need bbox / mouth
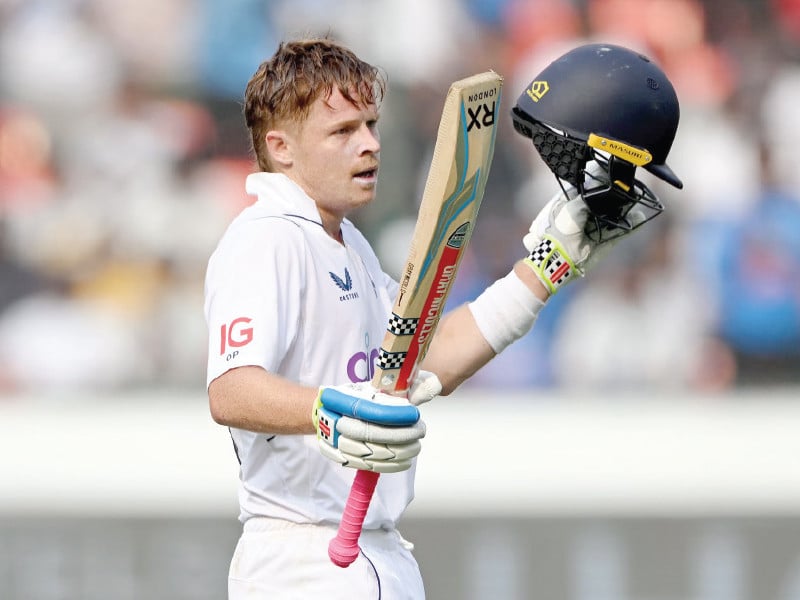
[353,166,378,184]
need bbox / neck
[319,212,344,244]
[329,226,344,244]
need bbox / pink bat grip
[328,469,380,567]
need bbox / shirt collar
[245,172,324,224]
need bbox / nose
[359,124,380,155]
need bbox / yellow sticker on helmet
[587,133,652,166]
[526,81,549,102]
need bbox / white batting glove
[312,383,426,473]
[522,184,644,295]
[408,369,442,406]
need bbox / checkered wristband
[523,235,579,294]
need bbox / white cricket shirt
[204,173,415,529]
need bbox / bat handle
[328,470,380,567]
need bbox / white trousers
[228,517,425,599]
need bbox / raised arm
[421,179,649,398]
[421,261,548,395]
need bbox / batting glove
[408,369,443,406]
[522,184,645,295]
[312,383,426,473]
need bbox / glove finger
[366,458,414,474]
[522,230,540,253]
[321,445,383,471]
[317,440,346,465]
[337,438,381,459]
[338,440,422,462]
[409,370,442,406]
[554,197,589,235]
[320,438,418,472]
[524,194,562,250]
[336,416,426,443]
[524,187,582,252]
[342,455,373,471]
[386,440,422,461]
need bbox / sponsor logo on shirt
[347,347,380,383]
[329,268,359,302]
[220,317,253,360]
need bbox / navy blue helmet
[512,43,682,237]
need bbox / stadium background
[2,0,800,598]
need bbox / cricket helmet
[511,43,682,238]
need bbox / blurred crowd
[1,0,799,395]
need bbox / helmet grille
[521,121,665,243]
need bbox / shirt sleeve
[204,217,306,387]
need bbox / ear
[265,129,293,169]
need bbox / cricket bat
[329,70,504,567]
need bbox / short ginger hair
[244,38,386,172]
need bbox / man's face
[284,87,380,227]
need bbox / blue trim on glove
[319,388,420,426]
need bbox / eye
[333,124,354,135]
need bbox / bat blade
[329,70,504,568]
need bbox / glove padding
[313,383,426,473]
[522,184,644,295]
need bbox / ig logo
[220,317,253,360]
